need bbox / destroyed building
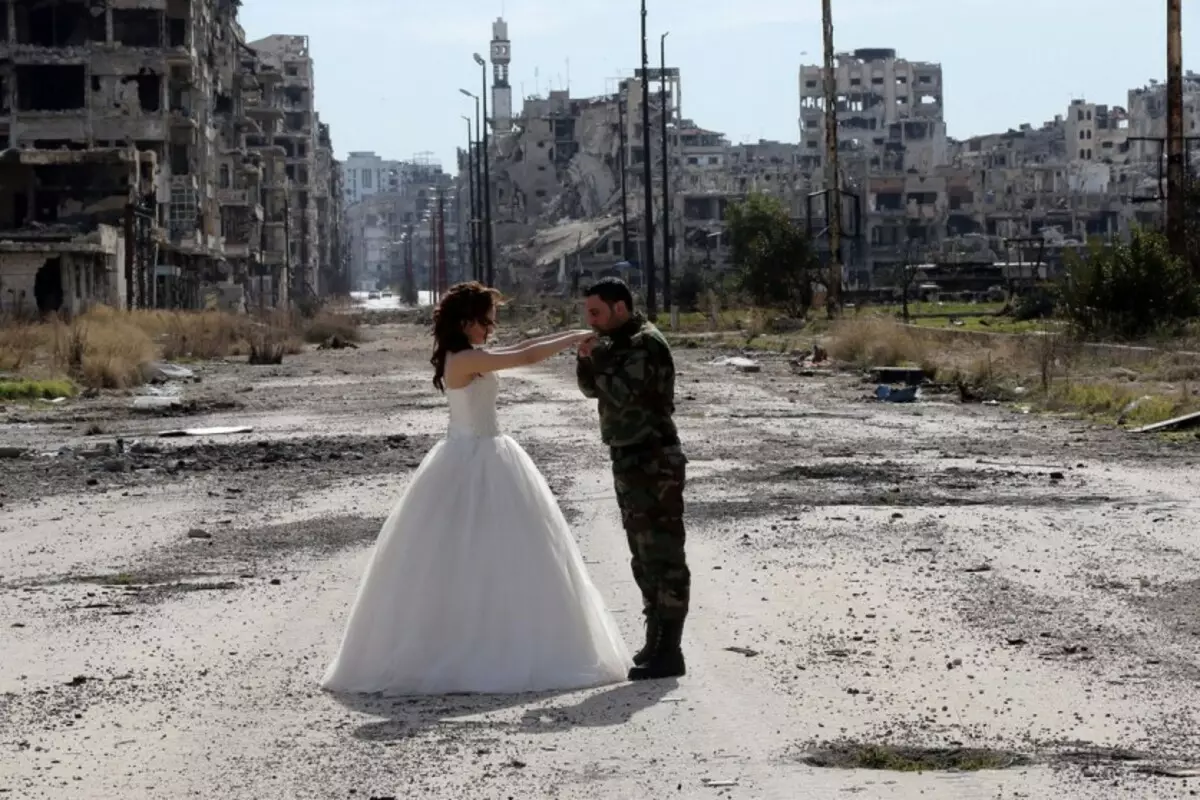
[794,48,1182,291]
[0,1,341,315]
[0,147,157,314]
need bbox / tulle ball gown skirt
[320,432,631,696]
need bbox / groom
[576,277,690,681]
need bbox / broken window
[167,0,189,47]
[124,72,162,112]
[0,76,8,115]
[113,10,163,48]
[16,65,85,111]
[169,143,190,174]
[16,0,103,46]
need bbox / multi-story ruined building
[0,2,339,316]
[799,49,947,174]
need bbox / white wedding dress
[320,371,631,695]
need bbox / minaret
[490,18,513,134]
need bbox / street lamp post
[660,31,671,314]
[473,53,495,287]
[639,0,657,319]
[461,114,478,282]
[459,89,484,284]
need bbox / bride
[320,282,632,695]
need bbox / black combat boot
[632,611,660,666]
[627,618,685,681]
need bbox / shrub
[1062,229,1199,339]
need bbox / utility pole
[660,32,672,313]
[1167,0,1186,257]
[821,0,843,314]
[640,0,657,320]
[437,188,448,298]
[617,84,632,262]
[475,53,495,287]
[462,116,478,281]
[429,210,438,304]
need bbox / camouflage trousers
[611,445,690,623]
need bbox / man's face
[585,296,626,333]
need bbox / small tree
[673,270,706,313]
[725,192,817,318]
[1062,228,1198,339]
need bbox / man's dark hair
[584,276,634,309]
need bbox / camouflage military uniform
[577,313,690,623]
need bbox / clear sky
[239,0,1194,171]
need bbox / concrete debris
[712,356,760,373]
[158,426,253,438]
[875,385,920,403]
[1129,411,1200,435]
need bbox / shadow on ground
[336,679,679,741]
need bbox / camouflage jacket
[576,313,679,449]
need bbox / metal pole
[617,85,631,261]
[463,115,478,281]
[283,193,291,309]
[1167,0,1186,258]
[437,188,448,297]
[123,203,135,308]
[660,32,672,313]
[640,0,657,320]
[821,0,843,314]
[474,96,484,284]
[477,56,495,287]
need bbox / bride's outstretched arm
[448,330,594,379]
[488,329,581,354]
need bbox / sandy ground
[4,323,1200,799]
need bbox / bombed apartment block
[799,49,946,174]
[0,147,158,316]
[239,34,337,306]
[0,2,341,312]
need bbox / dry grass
[824,316,1200,427]
[301,311,363,345]
[825,317,932,371]
[0,305,346,389]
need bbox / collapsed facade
[0,0,341,316]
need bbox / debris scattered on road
[1130,410,1200,434]
[143,362,197,383]
[874,384,920,403]
[319,335,359,350]
[724,646,760,658]
[870,366,928,386]
[187,528,212,540]
[711,356,760,373]
[701,778,739,788]
[158,426,254,438]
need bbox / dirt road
[4,323,1200,798]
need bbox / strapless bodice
[446,371,500,439]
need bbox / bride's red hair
[431,282,502,391]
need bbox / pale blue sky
[239,0,1193,170]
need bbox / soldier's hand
[578,336,596,358]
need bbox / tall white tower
[490,18,513,134]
